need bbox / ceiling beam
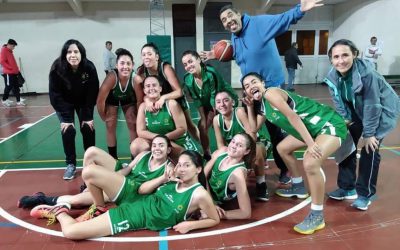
[67,0,83,16]
[259,0,276,13]
[196,0,207,14]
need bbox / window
[319,30,329,55]
[297,30,315,55]
[275,31,292,55]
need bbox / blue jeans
[286,68,295,90]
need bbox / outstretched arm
[300,0,324,12]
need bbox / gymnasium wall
[332,0,400,75]
[0,0,397,94]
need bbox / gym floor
[1,84,399,249]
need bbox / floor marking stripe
[0,222,18,227]
[0,197,311,242]
[159,230,168,250]
[0,112,55,144]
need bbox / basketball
[213,40,233,62]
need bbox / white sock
[311,203,324,211]
[256,175,265,184]
[292,176,303,184]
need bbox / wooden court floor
[1,85,399,249]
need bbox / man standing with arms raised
[201,0,323,190]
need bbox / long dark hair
[328,39,359,59]
[181,50,206,68]
[51,39,88,74]
[180,150,206,188]
[137,42,162,75]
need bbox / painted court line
[0,112,55,144]
[0,170,311,242]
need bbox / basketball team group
[16,0,400,239]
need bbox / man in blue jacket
[201,0,323,199]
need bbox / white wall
[0,0,398,94]
[332,0,400,75]
[0,2,173,94]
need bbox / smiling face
[220,8,242,34]
[182,54,202,75]
[117,55,133,78]
[215,92,234,116]
[242,74,265,101]
[151,136,170,161]
[66,44,81,69]
[175,154,200,184]
[143,76,162,99]
[330,44,356,76]
[227,134,250,160]
[141,46,159,70]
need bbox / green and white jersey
[208,152,247,202]
[127,151,170,185]
[217,108,246,145]
[261,88,347,141]
[106,70,136,106]
[109,181,202,234]
[145,101,203,153]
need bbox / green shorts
[108,196,149,235]
[317,114,347,142]
[113,177,141,205]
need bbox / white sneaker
[16,100,26,106]
[2,99,13,107]
[20,98,26,102]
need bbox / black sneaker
[256,182,269,201]
[18,192,46,209]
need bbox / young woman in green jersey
[213,91,271,201]
[181,50,239,159]
[242,72,347,235]
[204,133,256,219]
[134,43,200,141]
[19,135,173,214]
[30,151,219,239]
[96,48,140,159]
[130,75,202,162]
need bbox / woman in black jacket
[49,39,99,180]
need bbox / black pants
[265,119,288,176]
[337,118,381,198]
[57,107,96,165]
[2,74,21,102]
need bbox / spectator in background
[49,39,99,180]
[1,39,25,107]
[363,36,382,71]
[284,42,303,91]
[103,41,117,75]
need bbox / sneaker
[16,100,26,106]
[75,204,108,222]
[1,99,13,107]
[294,211,325,235]
[30,203,71,225]
[351,196,371,211]
[275,183,309,199]
[279,174,292,185]
[328,188,358,200]
[18,192,46,208]
[63,164,76,180]
[255,182,269,201]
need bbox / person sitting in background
[363,36,382,71]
